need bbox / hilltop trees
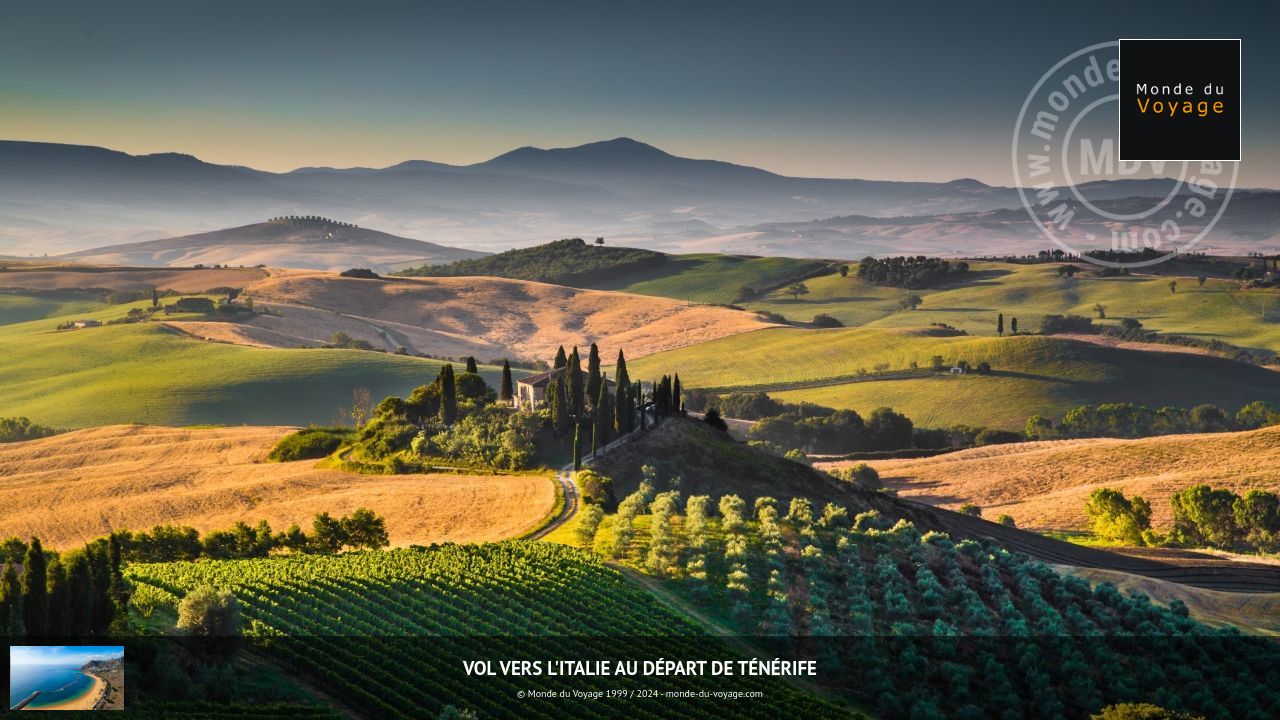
[997,313,1004,335]
[858,256,969,288]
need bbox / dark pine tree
[67,552,93,637]
[997,313,1004,336]
[567,347,585,419]
[614,350,631,435]
[553,346,567,369]
[637,381,648,431]
[21,537,48,637]
[2,566,22,636]
[572,420,582,471]
[1011,317,1018,334]
[438,364,458,425]
[594,372,612,454]
[586,343,602,410]
[151,287,159,308]
[499,360,514,404]
[46,557,69,635]
[465,356,479,374]
[673,374,682,415]
[89,545,113,637]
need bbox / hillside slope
[60,219,485,272]
[821,425,1280,531]
[185,270,777,362]
[592,418,1280,593]
[632,327,1280,429]
[0,425,554,548]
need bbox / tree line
[1086,485,1280,551]
[856,256,970,289]
[0,535,126,638]
[117,509,390,562]
[1027,400,1280,440]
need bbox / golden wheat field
[170,270,776,362]
[817,426,1280,531]
[0,266,268,292]
[0,425,555,549]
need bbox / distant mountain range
[61,217,485,272]
[1,138,1276,260]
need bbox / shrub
[811,313,844,328]
[1085,488,1152,544]
[957,504,982,517]
[575,470,615,508]
[702,408,729,432]
[267,427,353,462]
[1039,314,1094,334]
[177,586,241,636]
[996,514,1017,527]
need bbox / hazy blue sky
[10,646,123,666]
[2,0,1277,185]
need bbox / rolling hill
[819,425,1280,532]
[630,327,1280,429]
[0,305,496,427]
[176,270,778,363]
[60,218,485,272]
[0,425,554,549]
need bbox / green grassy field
[0,293,107,325]
[0,308,505,428]
[742,262,1280,352]
[586,253,829,304]
[631,327,1280,429]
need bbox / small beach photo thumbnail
[10,645,124,711]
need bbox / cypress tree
[586,343,602,409]
[572,421,582,471]
[1,565,22,636]
[594,372,612,453]
[673,374,682,415]
[465,356,479,374]
[997,313,1004,336]
[548,374,571,436]
[151,287,159,308]
[46,557,69,635]
[553,346,567,369]
[438,364,457,425]
[614,350,631,435]
[499,360,514,403]
[567,347,585,419]
[88,545,113,636]
[21,537,48,637]
[1011,317,1018,334]
[638,382,648,431]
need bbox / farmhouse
[168,297,217,313]
[514,367,615,410]
[73,319,101,328]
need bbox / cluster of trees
[1039,314,1095,334]
[748,407,914,455]
[0,535,126,637]
[269,216,357,228]
[0,416,58,443]
[686,391,1019,457]
[398,237,666,285]
[856,256,969,289]
[545,344,644,468]
[1085,485,1280,551]
[116,509,389,562]
[1026,401,1280,440]
[350,357,539,470]
[324,331,375,351]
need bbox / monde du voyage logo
[1013,39,1242,268]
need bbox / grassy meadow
[586,253,829,304]
[744,262,1280,352]
[630,327,1280,429]
[0,301,506,428]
